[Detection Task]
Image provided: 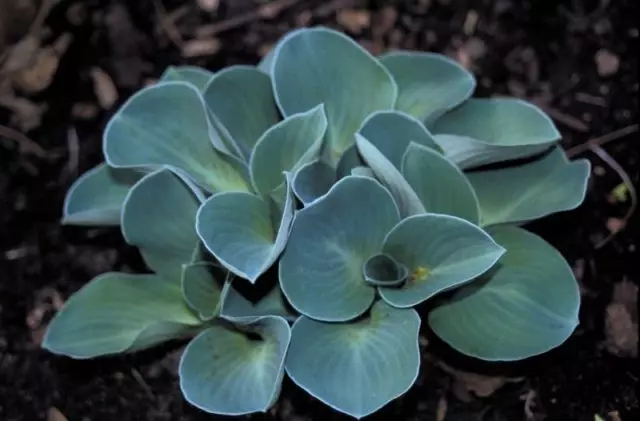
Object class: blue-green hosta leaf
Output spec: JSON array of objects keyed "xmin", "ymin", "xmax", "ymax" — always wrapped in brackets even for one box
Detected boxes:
[
  {"xmin": 103, "ymin": 81, "xmax": 251, "ymax": 193},
  {"xmin": 291, "ymin": 160, "xmax": 336, "ymax": 206},
  {"xmin": 159, "ymin": 65, "xmax": 214, "ymax": 91},
  {"xmin": 380, "ymin": 51, "xmax": 476, "ymax": 124},
  {"xmin": 122, "ymin": 168, "xmax": 202, "ymax": 282},
  {"xmin": 279, "ymin": 176, "xmax": 400, "ymax": 322},
  {"xmin": 336, "ymin": 145, "xmax": 364, "ymax": 178},
  {"xmin": 356, "ymin": 133, "xmax": 425, "ymax": 218},
  {"xmin": 286, "ymin": 301, "xmax": 420, "ymax": 419},
  {"xmin": 379, "ymin": 214, "xmax": 505, "ymax": 308},
  {"xmin": 181, "ymin": 262, "xmax": 224, "ymax": 320},
  {"xmin": 62, "ymin": 164, "xmax": 142, "ymax": 226},
  {"xmin": 196, "ymin": 176, "xmax": 294, "ymax": 283},
  {"xmin": 359, "ymin": 110, "xmax": 441, "ymax": 169},
  {"xmin": 179, "ymin": 316, "xmax": 291, "ymax": 415},
  {"xmin": 351, "ymin": 166, "xmax": 375, "ymax": 178},
  {"xmin": 432, "ymin": 98, "xmax": 561, "ymax": 169},
  {"xmin": 467, "ymin": 147, "xmax": 591, "ymax": 226},
  {"xmin": 220, "ymin": 281, "xmax": 297, "ymax": 323},
  {"xmin": 250, "ymin": 104, "xmax": 327, "ymax": 196},
  {"xmin": 402, "ymin": 142, "xmax": 480, "ymax": 224},
  {"xmin": 258, "ymin": 48, "xmax": 276, "ymax": 75},
  {"xmin": 203, "ymin": 66, "xmax": 280, "ymax": 160},
  {"xmin": 363, "ymin": 253, "xmax": 408, "ymax": 287},
  {"xmin": 429, "ymin": 226, "xmax": 581, "ymax": 361},
  {"xmin": 43, "ymin": 272, "xmax": 200, "ymax": 359},
  {"xmin": 272, "ymin": 27, "xmax": 397, "ymax": 164}
]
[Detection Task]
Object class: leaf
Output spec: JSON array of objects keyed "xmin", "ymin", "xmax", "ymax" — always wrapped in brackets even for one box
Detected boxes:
[
  {"xmin": 432, "ymin": 98, "xmax": 561, "ymax": 169},
  {"xmin": 379, "ymin": 214, "xmax": 505, "ymax": 308},
  {"xmin": 380, "ymin": 51, "xmax": 476, "ymax": 123},
  {"xmin": 291, "ymin": 160, "xmax": 336, "ymax": 206},
  {"xmin": 336, "ymin": 145, "xmax": 364, "ymax": 178},
  {"xmin": 356, "ymin": 133, "xmax": 425, "ymax": 218},
  {"xmin": 286, "ymin": 301, "xmax": 421, "ymax": 419},
  {"xmin": 122, "ymin": 168, "xmax": 202, "ymax": 282},
  {"xmin": 159, "ymin": 65, "xmax": 214, "ymax": 91},
  {"xmin": 62, "ymin": 164, "xmax": 142, "ymax": 226},
  {"xmin": 43, "ymin": 272, "xmax": 200, "ymax": 359},
  {"xmin": 279, "ymin": 176, "xmax": 400, "ymax": 322},
  {"xmin": 467, "ymin": 147, "xmax": 591, "ymax": 226},
  {"xmin": 196, "ymin": 175, "xmax": 295, "ymax": 283},
  {"xmin": 179, "ymin": 316, "xmax": 291, "ymax": 415},
  {"xmin": 220, "ymin": 281, "xmax": 297, "ymax": 323},
  {"xmin": 363, "ymin": 253, "xmax": 408, "ymax": 287},
  {"xmin": 250, "ymin": 104, "xmax": 327, "ymax": 196},
  {"xmin": 428, "ymin": 226, "xmax": 581, "ymax": 361},
  {"xmin": 402, "ymin": 142, "xmax": 480, "ymax": 224},
  {"xmin": 181, "ymin": 262, "xmax": 224, "ymax": 320},
  {"xmin": 359, "ymin": 110, "xmax": 441, "ymax": 169},
  {"xmin": 258, "ymin": 48, "xmax": 276, "ymax": 75},
  {"xmin": 103, "ymin": 81, "xmax": 251, "ymax": 193},
  {"xmin": 351, "ymin": 166, "xmax": 375, "ymax": 178},
  {"xmin": 203, "ymin": 66, "xmax": 280, "ymax": 160},
  {"xmin": 272, "ymin": 27, "xmax": 397, "ymax": 165}
]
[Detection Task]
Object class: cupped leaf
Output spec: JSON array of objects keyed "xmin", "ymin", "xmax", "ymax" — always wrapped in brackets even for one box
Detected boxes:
[
  {"xmin": 43, "ymin": 272, "xmax": 200, "ymax": 359},
  {"xmin": 359, "ymin": 110, "xmax": 441, "ymax": 169},
  {"xmin": 62, "ymin": 164, "xmax": 142, "ymax": 226},
  {"xmin": 196, "ymin": 175, "xmax": 294, "ymax": 283},
  {"xmin": 402, "ymin": 142, "xmax": 480, "ymax": 224},
  {"xmin": 351, "ymin": 166, "xmax": 375, "ymax": 178},
  {"xmin": 380, "ymin": 51, "xmax": 476, "ymax": 123},
  {"xmin": 250, "ymin": 104, "xmax": 327, "ymax": 196},
  {"xmin": 203, "ymin": 66, "xmax": 280, "ymax": 160},
  {"xmin": 221, "ymin": 281, "xmax": 297, "ymax": 323},
  {"xmin": 181, "ymin": 262, "xmax": 224, "ymax": 320},
  {"xmin": 272, "ymin": 26, "xmax": 397, "ymax": 164},
  {"xmin": 159, "ymin": 65, "xmax": 214, "ymax": 91},
  {"xmin": 380, "ymin": 214, "xmax": 505, "ymax": 308},
  {"xmin": 356, "ymin": 133, "xmax": 425, "ymax": 218},
  {"xmin": 467, "ymin": 147, "xmax": 591, "ymax": 226},
  {"xmin": 291, "ymin": 160, "xmax": 336, "ymax": 206},
  {"xmin": 279, "ymin": 176, "xmax": 400, "ymax": 322},
  {"xmin": 336, "ymin": 145, "xmax": 364, "ymax": 178},
  {"xmin": 180, "ymin": 316, "xmax": 291, "ymax": 415},
  {"xmin": 122, "ymin": 168, "xmax": 202, "ymax": 282},
  {"xmin": 286, "ymin": 301, "xmax": 421, "ymax": 419},
  {"xmin": 103, "ymin": 81, "xmax": 251, "ymax": 193},
  {"xmin": 428, "ymin": 226, "xmax": 581, "ymax": 361},
  {"xmin": 363, "ymin": 253, "xmax": 408, "ymax": 287},
  {"xmin": 432, "ymin": 98, "xmax": 561, "ymax": 169}
]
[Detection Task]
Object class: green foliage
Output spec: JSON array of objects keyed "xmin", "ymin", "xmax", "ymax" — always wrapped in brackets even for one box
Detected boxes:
[{"xmin": 45, "ymin": 26, "xmax": 591, "ymax": 419}]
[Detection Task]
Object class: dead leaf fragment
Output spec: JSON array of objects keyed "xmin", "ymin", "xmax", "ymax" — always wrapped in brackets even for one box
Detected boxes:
[
  {"xmin": 337, "ymin": 9, "xmax": 371, "ymax": 33},
  {"xmin": 604, "ymin": 279, "xmax": 638, "ymax": 357},
  {"xmin": 439, "ymin": 362, "xmax": 523, "ymax": 402},
  {"xmin": 181, "ymin": 38, "xmax": 221, "ymax": 58},
  {"xmin": 90, "ymin": 67, "xmax": 118, "ymax": 109},
  {"xmin": 595, "ymin": 49, "xmax": 620, "ymax": 77},
  {"xmin": 47, "ymin": 407, "xmax": 68, "ymax": 421}
]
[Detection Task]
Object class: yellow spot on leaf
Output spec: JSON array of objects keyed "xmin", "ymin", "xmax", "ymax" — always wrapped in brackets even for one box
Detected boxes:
[{"xmin": 410, "ymin": 266, "xmax": 431, "ymax": 283}]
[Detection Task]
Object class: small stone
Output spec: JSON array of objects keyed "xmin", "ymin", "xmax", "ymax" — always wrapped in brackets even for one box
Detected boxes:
[{"xmin": 595, "ymin": 49, "xmax": 620, "ymax": 76}]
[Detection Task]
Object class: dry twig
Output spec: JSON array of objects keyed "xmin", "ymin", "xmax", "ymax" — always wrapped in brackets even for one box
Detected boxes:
[
  {"xmin": 566, "ymin": 124, "xmax": 638, "ymax": 157},
  {"xmin": 0, "ymin": 123, "xmax": 46, "ymax": 157}
]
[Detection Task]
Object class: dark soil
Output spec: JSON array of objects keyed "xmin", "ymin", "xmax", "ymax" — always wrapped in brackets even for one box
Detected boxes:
[{"xmin": 1, "ymin": 0, "xmax": 638, "ymax": 420}]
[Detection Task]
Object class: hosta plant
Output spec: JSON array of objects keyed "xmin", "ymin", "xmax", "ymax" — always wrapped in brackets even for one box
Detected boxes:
[{"xmin": 44, "ymin": 27, "xmax": 591, "ymax": 419}]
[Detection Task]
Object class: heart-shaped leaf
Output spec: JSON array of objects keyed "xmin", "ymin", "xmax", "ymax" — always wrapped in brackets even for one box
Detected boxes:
[
  {"xmin": 181, "ymin": 262, "xmax": 224, "ymax": 320},
  {"xmin": 196, "ymin": 175, "xmax": 295, "ymax": 283},
  {"xmin": 467, "ymin": 147, "xmax": 591, "ymax": 226},
  {"xmin": 179, "ymin": 316, "xmax": 291, "ymax": 415},
  {"xmin": 380, "ymin": 51, "xmax": 476, "ymax": 123},
  {"xmin": 428, "ymin": 226, "xmax": 581, "ymax": 361},
  {"xmin": 356, "ymin": 133, "xmax": 425, "ymax": 218},
  {"xmin": 203, "ymin": 66, "xmax": 280, "ymax": 160},
  {"xmin": 104, "ymin": 81, "xmax": 251, "ymax": 193},
  {"xmin": 220, "ymin": 281, "xmax": 297, "ymax": 323},
  {"xmin": 359, "ymin": 111, "xmax": 441, "ymax": 169},
  {"xmin": 272, "ymin": 27, "xmax": 397, "ymax": 164},
  {"xmin": 286, "ymin": 301, "xmax": 420, "ymax": 419},
  {"xmin": 279, "ymin": 176, "xmax": 400, "ymax": 322},
  {"xmin": 379, "ymin": 214, "xmax": 505, "ymax": 308},
  {"xmin": 43, "ymin": 272, "xmax": 201, "ymax": 359},
  {"xmin": 432, "ymin": 98, "xmax": 561, "ymax": 169},
  {"xmin": 402, "ymin": 142, "xmax": 480, "ymax": 224},
  {"xmin": 122, "ymin": 168, "xmax": 203, "ymax": 282},
  {"xmin": 62, "ymin": 164, "xmax": 142, "ymax": 226},
  {"xmin": 291, "ymin": 160, "xmax": 336, "ymax": 206},
  {"xmin": 159, "ymin": 65, "xmax": 214, "ymax": 91},
  {"xmin": 363, "ymin": 253, "xmax": 409, "ymax": 287},
  {"xmin": 250, "ymin": 104, "xmax": 327, "ymax": 196}
]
